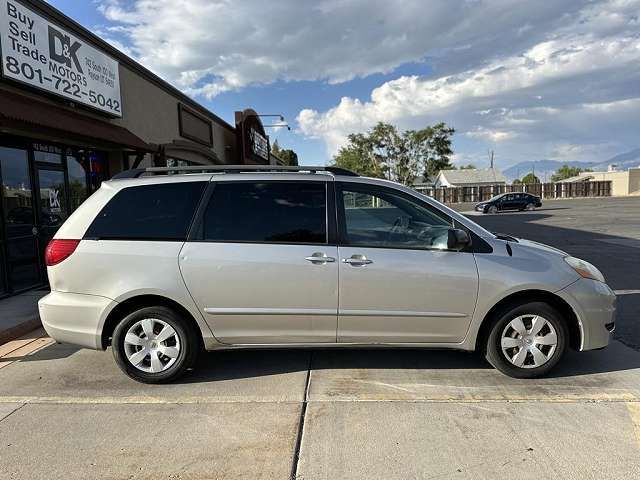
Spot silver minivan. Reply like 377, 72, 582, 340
39, 166, 615, 383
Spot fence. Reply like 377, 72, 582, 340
415, 181, 612, 204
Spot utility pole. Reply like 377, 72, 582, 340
488, 149, 494, 169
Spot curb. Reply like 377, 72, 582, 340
0, 316, 42, 347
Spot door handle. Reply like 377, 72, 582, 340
305, 252, 336, 264
342, 255, 373, 266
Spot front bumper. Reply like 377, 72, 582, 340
38, 291, 117, 350
556, 278, 616, 351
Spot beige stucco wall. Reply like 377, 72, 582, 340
628, 169, 640, 195
112, 65, 236, 165
587, 169, 640, 196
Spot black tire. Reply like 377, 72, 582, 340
485, 301, 568, 378
112, 306, 200, 383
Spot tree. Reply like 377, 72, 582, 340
332, 121, 455, 186
279, 149, 298, 166
271, 140, 299, 166
332, 132, 384, 179
551, 164, 592, 182
520, 173, 541, 184
424, 122, 455, 178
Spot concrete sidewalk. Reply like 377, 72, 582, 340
0, 338, 639, 479
0, 290, 47, 346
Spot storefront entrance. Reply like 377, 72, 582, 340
0, 136, 107, 297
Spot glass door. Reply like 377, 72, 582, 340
0, 146, 41, 292
35, 167, 69, 272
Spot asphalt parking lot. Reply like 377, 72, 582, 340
462, 196, 640, 351
1, 196, 639, 480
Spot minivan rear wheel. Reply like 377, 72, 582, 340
485, 301, 567, 378
112, 306, 199, 383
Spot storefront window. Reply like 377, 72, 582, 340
1, 147, 34, 228
0, 140, 107, 295
67, 156, 89, 211
88, 151, 108, 191
33, 144, 63, 164
0, 146, 40, 291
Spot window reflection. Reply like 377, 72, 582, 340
0, 147, 34, 227
34, 150, 62, 164
67, 155, 89, 211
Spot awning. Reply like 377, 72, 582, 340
0, 90, 154, 152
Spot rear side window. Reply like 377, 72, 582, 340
201, 182, 327, 244
85, 182, 206, 241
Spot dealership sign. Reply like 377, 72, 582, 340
0, 0, 122, 116
249, 127, 269, 161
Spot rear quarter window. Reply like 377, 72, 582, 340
84, 182, 206, 241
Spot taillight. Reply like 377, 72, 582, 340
45, 239, 80, 266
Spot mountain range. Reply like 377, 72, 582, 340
502, 148, 640, 181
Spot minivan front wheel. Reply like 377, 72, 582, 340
112, 306, 199, 383
485, 302, 567, 378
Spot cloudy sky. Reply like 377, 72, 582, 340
49, 0, 640, 169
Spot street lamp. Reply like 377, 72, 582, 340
252, 114, 291, 130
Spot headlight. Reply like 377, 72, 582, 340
564, 256, 605, 283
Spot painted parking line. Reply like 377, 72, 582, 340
614, 290, 640, 295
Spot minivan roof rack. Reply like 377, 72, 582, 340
111, 165, 359, 180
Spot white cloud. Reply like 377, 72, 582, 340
296, 0, 640, 162
96, 0, 640, 165
466, 127, 516, 143
98, 0, 591, 96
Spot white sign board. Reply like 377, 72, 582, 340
0, 0, 122, 116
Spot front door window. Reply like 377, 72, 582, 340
340, 184, 452, 250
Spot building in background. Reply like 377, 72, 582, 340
558, 166, 640, 197
433, 168, 507, 188
0, 0, 268, 296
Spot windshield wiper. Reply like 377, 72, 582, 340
493, 232, 519, 242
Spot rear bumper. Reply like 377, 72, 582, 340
556, 278, 616, 351
38, 291, 116, 350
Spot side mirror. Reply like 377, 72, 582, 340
447, 228, 471, 251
